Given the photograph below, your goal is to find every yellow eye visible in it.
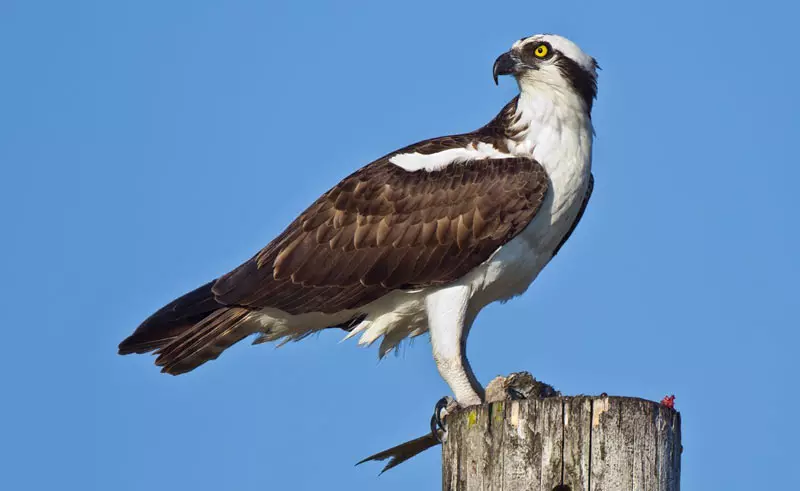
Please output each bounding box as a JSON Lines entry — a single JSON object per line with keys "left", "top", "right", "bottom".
{"left": 534, "top": 44, "right": 549, "bottom": 58}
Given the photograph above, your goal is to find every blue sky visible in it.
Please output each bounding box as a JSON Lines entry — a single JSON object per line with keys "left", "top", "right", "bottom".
{"left": 1, "top": 0, "right": 798, "bottom": 489}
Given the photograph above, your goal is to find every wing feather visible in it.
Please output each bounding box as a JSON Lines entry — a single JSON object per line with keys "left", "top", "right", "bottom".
{"left": 212, "top": 155, "right": 548, "bottom": 315}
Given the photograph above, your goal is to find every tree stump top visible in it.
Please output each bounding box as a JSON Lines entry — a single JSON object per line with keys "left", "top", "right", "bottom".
{"left": 442, "top": 396, "right": 681, "bottom": 491}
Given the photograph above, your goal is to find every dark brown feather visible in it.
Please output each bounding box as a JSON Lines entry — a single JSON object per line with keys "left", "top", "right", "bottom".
{"left": 154, "top": 307, "right": 255, "bottom": 375}
{"left": 118, "top": 281, "right": 220, "bottom": 355}
{"left": 213, "top": 154, "right": 548, "bottom": 315}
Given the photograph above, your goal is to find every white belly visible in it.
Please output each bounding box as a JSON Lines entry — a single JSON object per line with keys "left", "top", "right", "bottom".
{"left": 465, "top": 88, "right": 594, "bottom": 313}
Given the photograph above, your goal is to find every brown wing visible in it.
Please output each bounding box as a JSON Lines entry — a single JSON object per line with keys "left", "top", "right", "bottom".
{"left": 212, "top": 157, "right": 548, "bottom": 315}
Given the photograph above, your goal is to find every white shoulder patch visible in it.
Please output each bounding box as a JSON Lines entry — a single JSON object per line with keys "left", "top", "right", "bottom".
{"left": 389, "top": 142, "right": 512, "bottom": 172}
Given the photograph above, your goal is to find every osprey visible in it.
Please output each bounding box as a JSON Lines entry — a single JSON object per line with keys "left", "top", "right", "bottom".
{"left": 119, "top": 34, "right": 598, "bottom": 419}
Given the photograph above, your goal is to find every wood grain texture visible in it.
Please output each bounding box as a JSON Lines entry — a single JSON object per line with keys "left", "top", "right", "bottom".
{"left": 442, "top": 397, "right": 681, "bottom": 491}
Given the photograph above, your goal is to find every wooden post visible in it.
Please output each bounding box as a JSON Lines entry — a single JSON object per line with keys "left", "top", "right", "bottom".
{"left": 441, "top": 396, "right": 681, "bottom": 491}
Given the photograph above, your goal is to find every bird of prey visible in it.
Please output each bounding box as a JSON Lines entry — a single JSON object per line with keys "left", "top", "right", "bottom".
{"left": 119, "top": 34, "right": 598, "bottom": 423}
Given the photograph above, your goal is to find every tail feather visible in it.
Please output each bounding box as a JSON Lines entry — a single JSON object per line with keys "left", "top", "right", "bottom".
{"left": 154, "top": 307, "right": 256, "bottom": 375}
{"left": 119, "top": 281, "right": 256, "bottom": 375}
{"left": 118, "top": 281, "right": 220, "bottom": 355}
{"left": 120, "top": 279, "right": 366, "bottom": 374}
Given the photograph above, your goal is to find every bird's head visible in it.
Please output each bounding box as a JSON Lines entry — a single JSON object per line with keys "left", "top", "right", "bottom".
{"left": 493, "top": 34, "right": 599, "bottom": 111}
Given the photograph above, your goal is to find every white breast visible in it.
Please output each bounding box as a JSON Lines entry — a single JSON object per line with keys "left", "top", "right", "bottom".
{"left": 465, "top": 89, "right": 594, "bottom": 310}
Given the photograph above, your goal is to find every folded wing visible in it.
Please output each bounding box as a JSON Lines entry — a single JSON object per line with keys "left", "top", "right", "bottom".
{"left": 213, "top": 156, "right": 549, "bottom": 315}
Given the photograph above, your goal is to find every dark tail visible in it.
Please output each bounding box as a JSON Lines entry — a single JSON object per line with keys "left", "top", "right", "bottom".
{"left": 118, "top": 281, "right": 256, "bottom": 375}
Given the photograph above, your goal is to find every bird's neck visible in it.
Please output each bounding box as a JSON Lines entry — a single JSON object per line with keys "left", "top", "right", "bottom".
{"left": 504, "top": 88, "right": 594, "bottom": 175}
{"left": 501, "top": 88, "right": 593, "bottom": 223}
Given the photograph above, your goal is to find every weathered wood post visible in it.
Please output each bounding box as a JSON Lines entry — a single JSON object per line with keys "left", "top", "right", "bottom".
{"left": 442, "top": 396, "right": 681, "bottom": 491}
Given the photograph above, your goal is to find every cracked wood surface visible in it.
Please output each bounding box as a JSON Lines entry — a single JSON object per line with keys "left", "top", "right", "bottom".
{"left": 441, "top": 397, "right": 681, "bottom": 491}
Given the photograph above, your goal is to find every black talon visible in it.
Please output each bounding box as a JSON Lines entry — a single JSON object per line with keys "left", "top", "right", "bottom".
{"left": 431, "top": 396, "right": 451, "bottom": 442}
{"left": 434, "top": 396, "right": 450, "bottom": 431}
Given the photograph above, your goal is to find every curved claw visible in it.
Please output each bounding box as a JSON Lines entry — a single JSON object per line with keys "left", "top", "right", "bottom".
{"left": 434, "top": 396, "right": 451, "bottom": 432}
{"left": 431, "top": 396, "right": 454, "bottom": 443}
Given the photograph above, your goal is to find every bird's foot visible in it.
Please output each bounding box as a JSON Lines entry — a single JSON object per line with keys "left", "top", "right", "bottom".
{"left": 430, "top": 396, "right": 459, "bottom": 443}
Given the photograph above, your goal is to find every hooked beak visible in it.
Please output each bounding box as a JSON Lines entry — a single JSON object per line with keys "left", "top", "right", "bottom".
{"left": 492, "top": 51, "right": 518, "bottom": 85}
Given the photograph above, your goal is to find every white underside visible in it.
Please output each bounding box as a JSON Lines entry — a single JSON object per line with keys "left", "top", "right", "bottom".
{"left": 251, "top": 82, "right": 593, "bottom": 403}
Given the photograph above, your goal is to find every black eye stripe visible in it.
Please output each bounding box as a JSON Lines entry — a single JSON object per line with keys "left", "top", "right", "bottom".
{"left": 519, "top": 41, "right": 555, "bottom": 64}
{"left": 525, "top": 41, "right": 554, "bottom": 59}
{"left": 555, "top": 56, "right": 598, "bottom": 112}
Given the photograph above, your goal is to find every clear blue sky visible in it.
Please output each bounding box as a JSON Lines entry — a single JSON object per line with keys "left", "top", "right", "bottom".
{"left": 1, "top": 1, "right": 798, "bottom": 489}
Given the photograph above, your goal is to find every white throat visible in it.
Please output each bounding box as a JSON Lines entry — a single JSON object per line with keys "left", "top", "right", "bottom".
{"left": 508, "top": 84, "right": 593, "bottom": 160}
{"left": 507, "top": 84, "right": 594, "bottom": 216}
